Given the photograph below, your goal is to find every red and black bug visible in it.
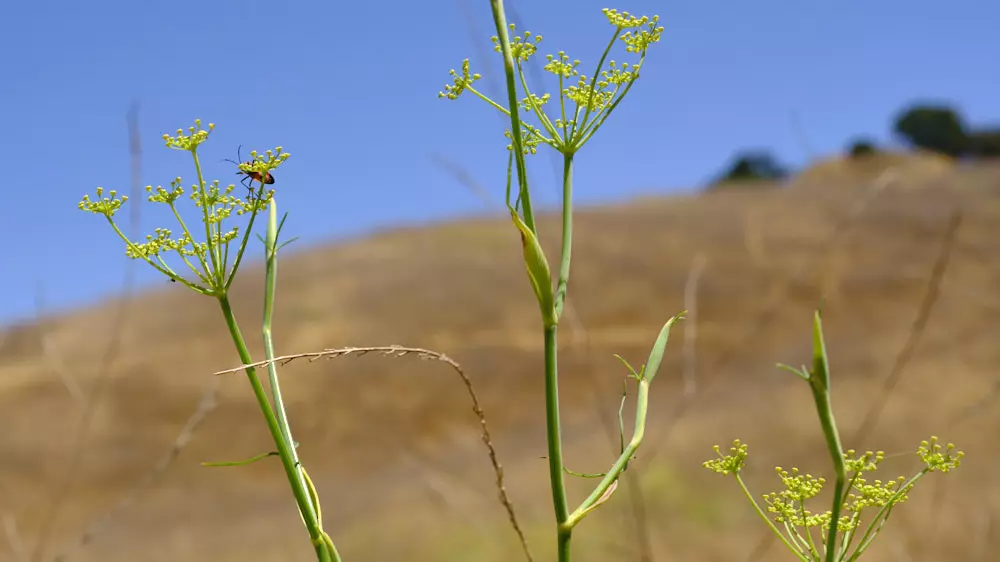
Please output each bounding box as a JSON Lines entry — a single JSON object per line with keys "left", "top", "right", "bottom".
{"left": 223, "top": 145, "right": 274, "bottom": 197}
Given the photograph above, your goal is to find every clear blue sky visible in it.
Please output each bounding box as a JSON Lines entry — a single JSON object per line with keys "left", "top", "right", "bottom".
{"left": 3, "top": 0, "right": 998, "bottom": 325}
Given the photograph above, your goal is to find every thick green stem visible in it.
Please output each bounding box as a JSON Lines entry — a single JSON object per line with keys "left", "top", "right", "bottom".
{"left": 808, "top": 312, "right": 847, "bottom": 562}
{"left": 262, "top": 200, "right": 301, "bottom": 465}
{"left": 489, "top": 0, "right": 536, "bottom": 230}
{"left": 814, "top": 391, "right": 846, "bottom": 562}
{"left": 217, "top": 295, "right": 333, "bottom": 562}
{"left": 554, "top": 154, "right": 574, "bottom": 319}
{"left": 543, "top": 325, "right": 571, "bottom": 561}
{"left": 261, "top": 200, "right": 339, "bottom": 559}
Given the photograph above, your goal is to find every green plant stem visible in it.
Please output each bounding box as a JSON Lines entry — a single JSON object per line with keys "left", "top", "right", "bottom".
{"left": 571, "top": 29, "right": 619, "bottom": 144}
{"left": 554, "top": 153, "right": 574, "bottom": 318}
{"left": 217, "top": 295, "right": 334, "bottom": 562}
{"left": 814, "top": 387, "right": 846, "bottom": 562}
{"left": 836, "top": 473, "right": 867, "bottom": 559}
{"left": 223, "top": 183, "right": 266, "bottom": 291}
{"left": 260, "top": 200, "right": 338, "bottom": 558}
{"left": 543, "top": 325, "right": 572, "bottom": 561}
{"left": 808, "top": 312, "right": 847, "bottom": 562}
{"left": 489, "top": 0, "right": 536, "bottom": 230}
{"left": 191, "top": 150, "right": 223, "bottom": 284}
{"left": 847, "top": 470, "right": 926, "bottom": 561}
{"left": 262, "top": 199, "right": 301, "bottom": 466}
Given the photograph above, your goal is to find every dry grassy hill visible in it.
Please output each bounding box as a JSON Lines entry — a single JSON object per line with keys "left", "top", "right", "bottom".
{"left": 2, "top": 158, "right": 999, "bottom": 562}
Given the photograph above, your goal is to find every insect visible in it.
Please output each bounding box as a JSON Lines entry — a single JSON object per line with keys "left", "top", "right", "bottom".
{"left": 223, "top": 145, "right": 275, "bottom": 198}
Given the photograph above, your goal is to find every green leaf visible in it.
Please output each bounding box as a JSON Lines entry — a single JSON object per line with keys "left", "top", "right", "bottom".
{"left": 617, "top": 380, "right": 628, "bottom": 465}
{"left": 613, "top": 353, "right": 639, "bottom": 379}
{"left": 811, "top": 309, "right": 831, "bottom": 392}
{"left": 201, "top": 451, "right": 278, "bottom": 467}
{"left": 642, "top": 312, "right": 685, "bottom": 383}
{"left": 564, "top": 466, "right": 606, "bottom": 478}
{"left": 509, "top": 208, "right": 556, "bottom": 326}
{"left": 777, "top": 362, "right": 810, "bottom": 381}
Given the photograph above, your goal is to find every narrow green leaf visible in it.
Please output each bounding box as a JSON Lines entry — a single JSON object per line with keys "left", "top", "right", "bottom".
{"left": 564, "top": 467, "right": 606, "bottom": 478}
{"left": 617, "top": 380, "right": 627, "bottom": 457}
{"left": 642, "top": 312, "right": 686, "bottom": 383}
{"left": 777, "top": 362, "right": 810, "bottom": 381}
{"left": 509, "top": 208, "right": 556, "bottom": 326}
{"left": 811, "top": 309, "right": 832, "bottom": 391}
{"left": 202, "top": 451, "right": 279, "bottom": 467}
{"left": 613, "top": 353, "right": 639, "bottom": 379}
{"left": 201, "top": 441, "right": 300, "bottom": 467}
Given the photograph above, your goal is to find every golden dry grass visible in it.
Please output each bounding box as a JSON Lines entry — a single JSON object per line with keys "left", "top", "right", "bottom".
{"left": 2, "top": 160, "right": 999, "bottom": 561}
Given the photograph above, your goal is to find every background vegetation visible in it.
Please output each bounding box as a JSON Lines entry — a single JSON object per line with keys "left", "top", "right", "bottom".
{"left": 712, "top": 102, "right": 1000, "bottom": 185}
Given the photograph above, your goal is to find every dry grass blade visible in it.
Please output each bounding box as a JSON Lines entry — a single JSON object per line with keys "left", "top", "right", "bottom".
{"left": 429, "top": 151, "right": 500, "bottom": 210}
{"left": 52, "top": 378, "right": 220, "bottom": 562}
{"left": 33, "top": 285, "right": 84, "bottom": 406}
{"left": 215, "top": 345, "right": 534, "bottom": 562}
{"left": 850, "top": 209, "right": 962, "bottom": 445}
{"left": 643, "top": 169, "right": 900, "bottom": 470}
{"left": 30, "top": 101, "right": 144, "bottom": 562}
{"left": 682, "top": 253, "right": 708, "bottom": 399}
{"left": 3, "top": 513, "right": 29, "bottom": 562}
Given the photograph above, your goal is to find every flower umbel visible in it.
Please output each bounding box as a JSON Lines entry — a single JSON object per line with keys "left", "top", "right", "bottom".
{"left": 439, "top": 59, "right": 482, "bottom": 100}
{"left": 618, "top": 15, "right": 664, "bottom": 54}
{"left": 491, "top": 24, "right": 542, "bottom": 63}
{"left": 702, "top": 439, "right": 748, "bottom": 475}
{"left": 544, "top": 52, "right": 580, "bottom": 79}
{"left": 78, "top": 187, "right": 127, "bottom": 217}
{"left": 78, "top": 120, "right": 288, "bottom": 295}
{"left": 439, "top": 7, "right": 662, "bottom": 157}
{"left": 163, "top": 118, "right": 214, "bottom": 152}
{"left": 602, "top": 8, "right": 649, "bottom": 29}
{"left": 705, "top": 438, "right": 964, "bottom": 561}
{"left": 918, "top": 436, "right": 964, "bottom": 472}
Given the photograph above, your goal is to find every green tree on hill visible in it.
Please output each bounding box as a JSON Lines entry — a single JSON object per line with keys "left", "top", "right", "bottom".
{"left": 847, "top": 137, "right": 878, "bottom": 158}
{"left": 711, "top": 150, "right": 790, "bottom": 186}
{"left": 892, "top": 104, "right": 968, "bottom": 158}
{"left": 966, "top": 128, "right": 1000, "bottom": 159}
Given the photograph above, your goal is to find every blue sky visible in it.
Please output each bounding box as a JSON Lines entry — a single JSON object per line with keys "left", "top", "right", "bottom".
{"left": 3, "top": 0, "right": 998, "bottom": 325}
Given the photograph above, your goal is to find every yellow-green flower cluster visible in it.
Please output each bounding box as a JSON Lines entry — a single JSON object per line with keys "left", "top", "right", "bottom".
{"left": 520, "top": 93, "right": 551, "bottom": 111}
{"left": 438, "top": 59, "right": 481, "bottom": 101}
{"left": 846, "top": 475, "right": 910, "bottom": 513}
{"left": 702, "top": 439, "right": 748, "bottom": 475}
{"left": 163, "top": 119, "right": 214, "bottom": 152}
{"left": 918, "top": 436, "right": 964, "bottom": 472}
{"left": 438, "top": 7, "right": 663, "bottom": 155}
{"left": 602, "top": 8, "right": 664, "bottom": 54}
{"left": 505, "top": 126, "right": 543, "bottom": 155}
{"left": 543, "top": 52, "right": 580, "bottom": 79}
{"left": 602, "top": 8, "right": 649, "bottom": 29}
{"left": 78, "top": 187, "right": 127, "bottom": 217}
{"left": 844, "top": 449, "right": 884, "bottom": 473}
{"left": 78, "top": 119, "right": 291, "bottom": 295}
{"left": 126, "top": 228, "right": 199, "bottom": 259}
{"left": 491, "top": 25, "right": 542, "bottom": 62}
{"left": 564, "top": 77, "right": 613, "bottom": 112}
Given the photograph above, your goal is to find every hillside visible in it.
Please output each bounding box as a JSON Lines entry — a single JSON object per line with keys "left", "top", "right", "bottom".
{"left": 2, "top": 161, "right": 999, "bottom": 562}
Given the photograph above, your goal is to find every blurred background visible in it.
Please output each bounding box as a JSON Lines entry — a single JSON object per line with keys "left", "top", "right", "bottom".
{"left": 2, "top": 0, "right": 999, "bottom": 560}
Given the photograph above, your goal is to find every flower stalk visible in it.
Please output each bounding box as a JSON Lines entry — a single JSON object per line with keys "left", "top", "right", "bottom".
{"left": 440, "top": 4, "right": 672, "bottom": 560}
{"left": 79, "top": 120, "right": 339, "bottom": 561}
